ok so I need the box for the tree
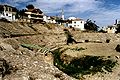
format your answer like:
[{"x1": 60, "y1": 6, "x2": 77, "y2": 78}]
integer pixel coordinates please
[
  {"x1": 116, "y1": 24, "x2": 120, "y2": 33},
  {"x1": 15, "y1": 9, "x2": 19, "y2": 19},
  {"x1": 26, "y1": 4, "x2": 34, "y2": 9},
  {"x1": 84, "y1": 19, "x2": 99, "y2": 31},
  {"x1": 17, "y1": 9, "x2": 26, "y2": 19}
]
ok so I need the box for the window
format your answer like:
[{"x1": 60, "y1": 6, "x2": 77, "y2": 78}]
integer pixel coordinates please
[
  {"x1": 6, "y1": 7, "x2": 8, "y2": 11},
  {"x1": 3, "y1": 13, "x2": 4, "y2": 16},
  {"x1": 6, "y1": 13, "x2": 8, "y2": 16},
  {"x1": 81, "y1": 21, "x2": 82, "y2": 23},
  {"x1": 74, "y1": 21, "x2": 76, "y2": 24},
  {"x1": 74, "y1": 25, "x2": 76, "y2": 27},
  {"x1": 10, "y1": 8, "x2": 12, "y2": 12},
  {"x1": 70, "y1": 26, "x2": 72, "y2": 28},
  {"x1": 0, "y1": 12, "x2": 2, "y2": 14}
]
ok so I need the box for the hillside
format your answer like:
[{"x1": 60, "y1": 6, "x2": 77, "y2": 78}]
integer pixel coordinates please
[{"x1": 0, "y1": 21, "x2": 120, "y2": 80}]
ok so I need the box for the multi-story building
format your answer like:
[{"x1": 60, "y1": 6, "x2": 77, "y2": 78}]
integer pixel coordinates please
[
  {"x1": 0, "y1": 4, "x2": 17, "y2": 21},
  {"x1": 67, "y1": 17, "x2": 85, "y2": 30},
  {"x1": 25, "y1": 8, "x2": 44, "y2": 22}
]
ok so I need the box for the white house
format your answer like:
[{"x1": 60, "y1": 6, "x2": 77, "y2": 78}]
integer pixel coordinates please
[
  {"x1": 105, "y1": 25, "x2": 117, "y2": 33},
  {"x1": 0, "y1": 5, "x2": 17, "y2": 21},
  {"x1": 67, "y1": 17, "x2": 85, "y2": 30},
  {"x1": 43, "y1": 15, "x2": 48, "y2": 22},
  {"x1": 43, "y1": 15, "x2": 57, "y2": 23}
]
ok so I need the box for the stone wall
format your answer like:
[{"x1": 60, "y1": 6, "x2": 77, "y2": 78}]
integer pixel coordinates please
[{"x1": 73, "y1": 32, "x2": 120, "y2": 43}]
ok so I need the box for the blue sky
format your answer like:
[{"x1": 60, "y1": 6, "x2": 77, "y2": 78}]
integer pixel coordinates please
[{"x1": 0, "y1": 0, "x2": 120, "y2": 27}]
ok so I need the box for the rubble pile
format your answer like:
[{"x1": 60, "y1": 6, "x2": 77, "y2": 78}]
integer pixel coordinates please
[{"x1": 0, "y1": 39, "x2": 76, "y2": 80}]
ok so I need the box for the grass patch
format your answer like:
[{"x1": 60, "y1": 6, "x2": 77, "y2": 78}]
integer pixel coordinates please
[
  {"x1": 21, "y1": 44, "x2": 47, "y2": 51},
  {"x1": 52, "y1": 48, "x2": 118, "y2": 79}
]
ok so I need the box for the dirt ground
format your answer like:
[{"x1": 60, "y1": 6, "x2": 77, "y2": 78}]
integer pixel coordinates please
[
  {"x1": 63, "y1": 42, "x2": 119, "y2": 57},
  {"x1": 0, "y1": 21, "x2": 120, "y2": 80},
  {"x1": 57, "y1": 41, "x2": 120, "y2": 80}
]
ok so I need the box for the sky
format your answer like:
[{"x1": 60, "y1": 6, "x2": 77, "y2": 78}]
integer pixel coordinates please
[{"x1": 0, "y1": 0, "x2": 120, "y2": 27}]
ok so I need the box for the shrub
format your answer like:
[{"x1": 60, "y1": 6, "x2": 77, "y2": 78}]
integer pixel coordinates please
[
  {"x1": 115, "y1": 44, "x2": 120, "y2": 52},
  {"x1": 106, "y1": 39, "x2": 110, "y2": 43},
  {"x1": 52, "y1": 48, "x2": 118, "y2": 79}
]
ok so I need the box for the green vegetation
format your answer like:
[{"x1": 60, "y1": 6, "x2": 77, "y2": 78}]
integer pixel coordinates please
[
  {"x1": 115, "y1": 44, "x2": 120, "y2": 52},
  {"x1": 116, "y1": 24, "x2": 120, "y2": 33},
  {"x1": 21, "y1": 44, "x2": 44, "y2": 50},
  {"x1": 21, "y1": 44, "x2": 50, "y2": 53},
  {"x1": 84, "y1": 19, "x2": 99, "y2": 32},
  {"x1": 52, "y1": 48, "x2": 118, "y2": 79}
]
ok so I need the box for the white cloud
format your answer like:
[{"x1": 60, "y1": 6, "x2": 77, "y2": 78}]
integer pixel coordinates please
[
  {"x1": 89, "y1": 6, "x2": 120, "y2": 27},
  {"x1": 2, "y1": 0, "x2": 120, "y2": 27},
  {"x1": 10, "y1": 0, "x2": 30, "y2": 3},
  {"x1": 2, "y1": 0, "x2": 101, "y2": 14},
  {"x1": 30, "y1": 0, "x2": 101, "y2": 13},
  {"x1": 2, "y1": 0, "x2": 33, "y2": 8}
]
